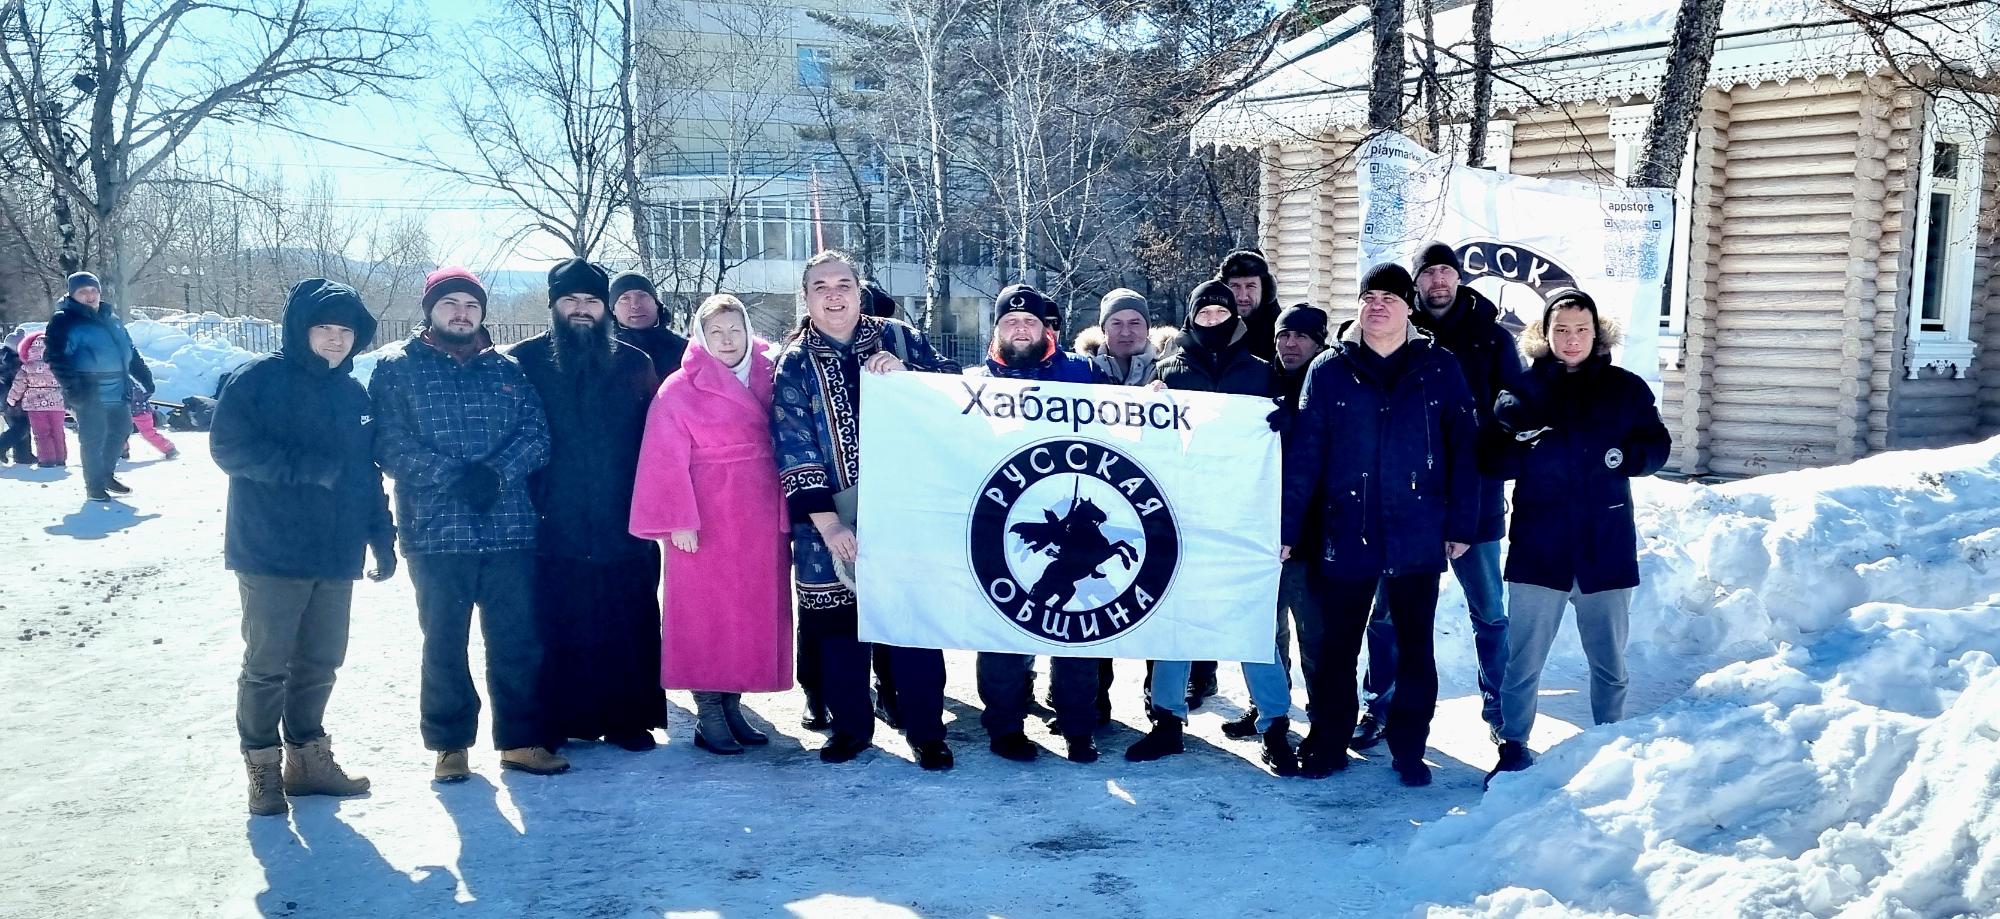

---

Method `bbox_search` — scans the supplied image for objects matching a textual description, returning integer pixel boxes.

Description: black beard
[551,311,613,375]
[430,326,478,347]
[998,339,1044,368]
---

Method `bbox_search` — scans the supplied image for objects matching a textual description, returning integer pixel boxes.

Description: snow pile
[129,315,267,404]
[1406,438,2000,917]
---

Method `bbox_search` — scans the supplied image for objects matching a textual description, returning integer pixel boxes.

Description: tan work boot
[245,746,287,817]
[434,749,470,783]
[498,746,571,776]
[283,735,371,797]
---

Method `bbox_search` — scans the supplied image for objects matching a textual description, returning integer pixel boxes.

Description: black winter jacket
[1486,351,1671,594]
[1282,321,1480,579]
[1411,286,1524,543]
[616,324,689,380]
[211,286,392,580]
[1153,326,1275,398]
[509,333,660,561]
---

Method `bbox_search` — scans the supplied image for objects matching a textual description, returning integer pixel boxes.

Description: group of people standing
[1,273,177,486]
[202,237,1667,818]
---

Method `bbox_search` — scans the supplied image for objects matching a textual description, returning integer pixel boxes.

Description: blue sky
[182,0,588,275]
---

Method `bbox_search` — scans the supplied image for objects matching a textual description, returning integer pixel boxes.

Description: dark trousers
[235,573,353,751]
[1310,571,1441,763]
[978,653,1098,738]
[797,623,899,715]
[408,550,545,751]
[799,600,945,745]
[535,551,666,741]
[0,411,31,463]
[1277,558,1325,717]
[72,400,129,490]
[1365,540,1508,727]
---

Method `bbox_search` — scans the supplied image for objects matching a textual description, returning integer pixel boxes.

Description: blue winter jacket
[966,338,1101,383]
[211,280,393,580]
[368,329,550,555]
[1281,321,1481,579]
[44,296,151,405]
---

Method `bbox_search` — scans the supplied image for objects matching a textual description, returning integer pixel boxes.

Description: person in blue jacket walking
[43,272,152,500]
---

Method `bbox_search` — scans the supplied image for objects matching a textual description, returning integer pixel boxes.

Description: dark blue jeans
[72,399,130,490]
[409,550,546,751]
[1364,540,1507,728]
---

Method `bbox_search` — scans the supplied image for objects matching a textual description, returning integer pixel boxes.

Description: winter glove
[1493,391,1551,443]
[367,537,398,582]
[453,463,503,512]
[1265,397,1288,434]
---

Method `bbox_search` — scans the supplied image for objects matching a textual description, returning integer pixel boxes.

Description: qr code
[1364,162,1413,245]
[1602,217,1666,280]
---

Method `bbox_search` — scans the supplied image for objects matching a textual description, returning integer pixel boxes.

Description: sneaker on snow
[1392,757,1433,787]
[1350,713,1385,751]
[104,476,131,494]
[1221,707,1260,739]
[1064,734,1099,763]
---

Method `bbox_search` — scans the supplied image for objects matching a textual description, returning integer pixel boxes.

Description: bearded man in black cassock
[509,258,667,751]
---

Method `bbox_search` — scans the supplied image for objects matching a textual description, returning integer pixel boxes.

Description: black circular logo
[969,438,1179,646]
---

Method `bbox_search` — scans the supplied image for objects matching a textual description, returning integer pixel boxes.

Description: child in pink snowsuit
[5,331,67,466]
[126,376,176,459]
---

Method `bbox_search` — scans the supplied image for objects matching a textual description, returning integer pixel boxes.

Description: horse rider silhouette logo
[969,438,1179,645]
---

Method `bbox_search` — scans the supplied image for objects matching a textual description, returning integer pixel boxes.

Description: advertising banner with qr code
[1357,131,1668,382]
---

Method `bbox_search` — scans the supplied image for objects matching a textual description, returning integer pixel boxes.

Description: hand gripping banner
[855,372,1279,662]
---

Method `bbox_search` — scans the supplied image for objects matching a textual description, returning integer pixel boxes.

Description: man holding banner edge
[772,249,958,770]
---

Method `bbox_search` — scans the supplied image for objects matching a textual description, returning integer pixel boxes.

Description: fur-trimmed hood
[1519,313,1623,362]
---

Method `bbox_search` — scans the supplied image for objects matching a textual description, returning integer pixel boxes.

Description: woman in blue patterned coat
[771,250,957,770]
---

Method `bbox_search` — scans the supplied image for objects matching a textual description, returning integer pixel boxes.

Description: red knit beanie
[421,266,488,324]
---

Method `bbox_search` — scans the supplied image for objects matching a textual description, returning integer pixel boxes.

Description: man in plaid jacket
[369,266,565,782]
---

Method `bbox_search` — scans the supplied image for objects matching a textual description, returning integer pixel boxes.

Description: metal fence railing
[372,320,542,348]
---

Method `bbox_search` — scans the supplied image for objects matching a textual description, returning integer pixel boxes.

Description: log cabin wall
[1696,77,1870,475]
[1971,128,2000,438]
[1253,77,2000,477]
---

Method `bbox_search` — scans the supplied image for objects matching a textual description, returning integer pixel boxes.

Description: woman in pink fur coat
[630,294,792,755]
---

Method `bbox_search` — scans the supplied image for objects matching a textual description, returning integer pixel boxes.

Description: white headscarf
[692,295,754,387]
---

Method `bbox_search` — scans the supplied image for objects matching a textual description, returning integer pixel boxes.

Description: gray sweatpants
[1498,581,1631,743]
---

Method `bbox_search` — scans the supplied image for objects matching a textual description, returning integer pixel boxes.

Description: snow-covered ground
[1,433,1996,918]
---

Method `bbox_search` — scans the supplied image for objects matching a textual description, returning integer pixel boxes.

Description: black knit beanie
[548,258,611,306]
[1412,241,1462,276]
[1359,263,1417,310]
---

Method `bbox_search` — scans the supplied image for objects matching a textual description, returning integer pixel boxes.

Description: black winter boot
[1298,731,1349,779]
[1260,717,1300,777]
[1123,708,1185,762]
[1484,741,1535,789]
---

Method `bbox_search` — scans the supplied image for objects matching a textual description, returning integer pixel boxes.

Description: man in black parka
[511,259,667,752]
[610,270,689,379]
[1283,263,1481,786]
[1357,241,1526,750]
[1149,279,1277,713]
[1215,249,1283,363]
[211,278,391,816]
